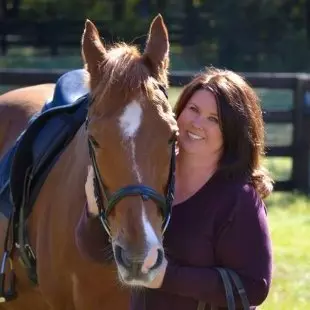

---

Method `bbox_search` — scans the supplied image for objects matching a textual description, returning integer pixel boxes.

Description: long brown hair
[175,67,273,199]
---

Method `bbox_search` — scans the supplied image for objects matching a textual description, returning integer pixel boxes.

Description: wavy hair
[174,67,273,199]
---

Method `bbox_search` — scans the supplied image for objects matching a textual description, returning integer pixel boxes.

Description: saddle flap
[10,95,89,218]
[0,145,18,218]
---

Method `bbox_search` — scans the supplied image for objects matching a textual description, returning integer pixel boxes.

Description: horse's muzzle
[114,244,164,283]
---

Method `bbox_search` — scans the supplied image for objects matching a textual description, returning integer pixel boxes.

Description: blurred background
[0,0,309,309]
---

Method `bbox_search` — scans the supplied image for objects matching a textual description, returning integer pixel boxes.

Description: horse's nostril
[115,245,131,268]
[150,248,164,271]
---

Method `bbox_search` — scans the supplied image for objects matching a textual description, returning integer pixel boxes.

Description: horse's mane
[90,43,165,110]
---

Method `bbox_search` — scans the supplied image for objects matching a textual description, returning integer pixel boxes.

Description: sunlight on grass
[262,192,310,310]
[264,157,292,181]
[0,47,82,69]
[168,87,183,107]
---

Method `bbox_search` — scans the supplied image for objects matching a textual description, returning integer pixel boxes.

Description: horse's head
[81,15,178,286]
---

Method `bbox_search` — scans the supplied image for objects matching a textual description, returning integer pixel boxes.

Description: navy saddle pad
[0,69,89,220]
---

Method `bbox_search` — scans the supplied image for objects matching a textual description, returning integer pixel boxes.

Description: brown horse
[0,84,55,156]
[0,15,178,310]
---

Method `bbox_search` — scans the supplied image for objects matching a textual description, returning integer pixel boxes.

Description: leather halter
[86,85,175,237]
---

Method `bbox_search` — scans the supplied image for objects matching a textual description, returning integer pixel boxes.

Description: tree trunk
[0,0,7,20]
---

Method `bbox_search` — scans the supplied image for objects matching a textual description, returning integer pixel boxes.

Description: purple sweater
[76,172,272,310]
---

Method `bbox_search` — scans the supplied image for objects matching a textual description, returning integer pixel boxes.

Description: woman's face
[177,89,223,159]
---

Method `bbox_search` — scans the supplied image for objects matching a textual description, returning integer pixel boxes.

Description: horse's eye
[89,135,100,148]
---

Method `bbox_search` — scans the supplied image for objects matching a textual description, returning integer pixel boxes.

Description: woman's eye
[208,116,219,123]
[189,105,198,112]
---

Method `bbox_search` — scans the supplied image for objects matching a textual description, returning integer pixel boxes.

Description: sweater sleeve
[159,185,273,307]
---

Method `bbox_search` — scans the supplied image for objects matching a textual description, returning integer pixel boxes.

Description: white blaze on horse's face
[119,100,142,139]
[141,207,161,274]
[119,100,143,182]
[118,100,162,283]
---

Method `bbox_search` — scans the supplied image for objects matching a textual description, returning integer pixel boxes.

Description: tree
[1,0,21,19]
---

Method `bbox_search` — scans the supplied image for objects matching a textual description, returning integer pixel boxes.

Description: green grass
[265,157,292,181]
[0,46,201,71]
[262,192,310,310]
[0,47,83,69]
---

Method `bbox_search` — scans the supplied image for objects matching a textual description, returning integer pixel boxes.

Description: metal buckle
[0,251,17,302]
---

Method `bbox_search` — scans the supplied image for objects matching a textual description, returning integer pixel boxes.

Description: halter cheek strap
[85,84,175,237]
[87,136,176,237]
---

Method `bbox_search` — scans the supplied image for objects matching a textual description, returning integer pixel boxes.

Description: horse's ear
[143,14,169,83]
[81,20,106,88]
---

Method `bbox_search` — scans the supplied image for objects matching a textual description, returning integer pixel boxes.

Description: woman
[77,67,273,310]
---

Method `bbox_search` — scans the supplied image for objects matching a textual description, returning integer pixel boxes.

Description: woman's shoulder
[214,172,261,201]
[229,182,267,228]
[211,174,266,225]
[210,172,250,195]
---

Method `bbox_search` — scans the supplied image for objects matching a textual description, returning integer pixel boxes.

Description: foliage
[2,0,309,71]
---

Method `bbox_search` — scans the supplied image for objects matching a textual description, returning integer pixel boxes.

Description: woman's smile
[187,131,204,140]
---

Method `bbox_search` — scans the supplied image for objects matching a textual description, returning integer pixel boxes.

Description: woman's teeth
[187,132,204,140]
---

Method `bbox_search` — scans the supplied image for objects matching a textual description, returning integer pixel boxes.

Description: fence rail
[1,69,310,194]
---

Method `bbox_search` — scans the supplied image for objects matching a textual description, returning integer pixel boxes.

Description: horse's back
[0,84,55,158]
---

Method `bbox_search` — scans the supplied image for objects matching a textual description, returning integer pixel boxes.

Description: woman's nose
[191,116,204,129]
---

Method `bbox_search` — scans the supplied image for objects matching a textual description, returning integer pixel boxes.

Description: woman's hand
[143,257,168,289]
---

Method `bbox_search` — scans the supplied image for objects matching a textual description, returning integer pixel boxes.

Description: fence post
[303,80,310,195]
[291,75,310,194]
[0,19,7,55]
[304,114,310,195]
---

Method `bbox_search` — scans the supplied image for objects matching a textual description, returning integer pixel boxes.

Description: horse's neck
[72,124,91,172]
[62,124,90,206]
[61,124,90,190]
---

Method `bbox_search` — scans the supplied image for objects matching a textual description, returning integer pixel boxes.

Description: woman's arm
[159,185,273,307]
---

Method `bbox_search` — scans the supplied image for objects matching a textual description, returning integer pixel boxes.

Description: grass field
[262,192,310,310]
[1,53,309,309]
